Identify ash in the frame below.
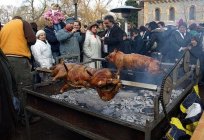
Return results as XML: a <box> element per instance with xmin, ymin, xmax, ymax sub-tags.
<box><xmin>50</xmin><ymin>88</ymin><xmax>183</xmax><ymax>126</ymax></box>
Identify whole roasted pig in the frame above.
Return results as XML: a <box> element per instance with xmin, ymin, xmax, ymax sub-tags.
<box><xmin>106</xmin><ymin>49</ymin><xmax>160</xmax><ymax>74</ymax></box>
<box><xmin>89</xmin><ymin>68</ymin><xmax>121</xmax><ymax>101</ymax></box>
<box><xmin>50</xmin><ymin>62</ymin><xmax>121</xmax><ymax>101</ymax></box>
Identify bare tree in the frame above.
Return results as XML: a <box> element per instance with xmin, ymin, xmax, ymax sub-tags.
<box><xmin>60</xmin><ymin>0</ymin><xmax>75</xmax><ymax>18</ymax></box>
<box><xmin>0</xmin><ymin>5</ymin><xmax>17</xmax><ymax>23</ymax></box>
<box><xmin>15</xmin><ymin>0</ymin><xmax>47</xmax><ymax>22</ymax></box>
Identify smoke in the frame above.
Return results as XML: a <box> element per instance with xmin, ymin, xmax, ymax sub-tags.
<box><xmin>120</xmin><ymin>69</ymin><xmax>164</xmax><ymax>85</ymax></box>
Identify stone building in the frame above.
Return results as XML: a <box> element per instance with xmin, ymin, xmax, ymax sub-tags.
<box><xmin>137</xmin><ymin>0</ymin><xmax>204</xmax><ymax>26</ymax></box>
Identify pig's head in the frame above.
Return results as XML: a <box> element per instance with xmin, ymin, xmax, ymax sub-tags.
<box><xmin>105</xmin><ymin>49</ymin><xmax>124</xmax><ymax>63</ymax></box>
<box><xmin>90</xmin><ymin>68</ymin><xmax>121</xmax><ymax>101</ymax></box>
<box><xmin>105</xmin><ymin>49</ymin><xmax>119</xmax><ymax>63</ymax></box>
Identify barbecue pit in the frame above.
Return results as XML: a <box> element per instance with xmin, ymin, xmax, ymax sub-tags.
<box><xmin>23</xmin><ymin>50</ymin><xmax>199</xmax><ymax>140</ymax></box>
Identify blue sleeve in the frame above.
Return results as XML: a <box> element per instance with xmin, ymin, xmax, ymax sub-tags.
<box><xmin>56</xmin><ymin>29</ymin><xmax>74</xmax><ymax>42</ymax></box>
<box><xmin>74</xmin><ymin>32</ymin><xmax>83</xmax><ymax>43</ymax></box>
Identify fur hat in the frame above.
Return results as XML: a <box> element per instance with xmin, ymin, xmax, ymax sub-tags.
<box><xmin>88</xmin><ymin>22</ymin><xmax>98</xmax><ymax>30</ymax></box>
<box><xmin>36</xmin><ymin>30</ymin><xmax>45</xmax><ymax>38</ymax></box>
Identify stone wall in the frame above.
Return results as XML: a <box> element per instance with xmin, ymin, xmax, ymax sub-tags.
<box><xmin>138</xmin><ymin>0</ymin><xmax>204</xmax><ymax>26</ymax></box>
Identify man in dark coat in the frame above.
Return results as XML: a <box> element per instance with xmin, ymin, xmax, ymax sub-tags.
<box><xmin>145</xmin><ymin>21</ymin><xmax>164</xmax><ymax>56</ymax></box>
<box><xmin>169</xmin><ymin>22</ymin><xmax>191</xmax><ymax>61</ymax></box>
<box><xmin>44</xmin><ymin>19</ymin><xmax>60</xmax><ymax>61</ymax></box>
<box><xmin>0</xmin><ymin>49</ymin><xmax>17</xmax><ymax>140</ymax></box>
<box><xmin>120</xmin><ymin>32</ymin><xmax>132</xmax><ymax>54</ymax></box>
<box><xmin>101</xmin><ymin>15</ymin><xmax>124</xmax><ymax>68</ymax></box>
<box><xmin>102</xmin><ymin>15</ymin><xmax>124</xmax><ymax>53</ymax></box>
<box><xmin>131</xmin><ymin>28</ymin><xmax>144</xmax><ymax>54</ymax></box>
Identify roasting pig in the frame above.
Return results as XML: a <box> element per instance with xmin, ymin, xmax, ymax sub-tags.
<box><xmin>50</xmin><ymin>62</ymin><xmax>121</xmax><ymax>101</ymax></box>
<box><xmin>106</xmin><ymin>49</ymin><xmax>160</xmax><ymax>74</ymax></box>
<box><xmin>51</xmin><ymin>63</ymin><xmax>96</xmax><ymax>92</ymax></box>
<box><xmin>89</xmin><ymin>68</ymin><xmax>121</xmax><ymax>101</ymax></box>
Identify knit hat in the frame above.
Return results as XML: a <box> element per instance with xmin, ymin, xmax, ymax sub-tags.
<box><xmin>178</xmin><ymin>22</ymin><xmax>187</xmax><ymax>29</ymax></box>
<box><xmin>65</xmin><ymin>17</ymin><xmax>76</xmax><ymax>24</ymax></box>
<box><xmin>36</xmin><ymin>30</ymin><xmax>45</xmax><ymax>38</ymax></box>
<box><xmin>178</xmin><ymin>19</ymin><xmax>187</xmax><ymax>28</ymax></box>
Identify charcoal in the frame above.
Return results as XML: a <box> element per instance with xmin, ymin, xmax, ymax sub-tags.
<box><xmin>50</xmin><ymin>88</ymin><xmax>183</xmax><ymax>126</ymax></box>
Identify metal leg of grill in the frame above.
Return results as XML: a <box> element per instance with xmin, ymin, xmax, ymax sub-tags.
<box><xmin>25</xmin><ymin>109</ymin><xmax>31</xmax><ymax>140</ymax></box>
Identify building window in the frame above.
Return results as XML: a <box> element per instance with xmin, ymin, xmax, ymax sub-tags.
<box><xmin>189</xmin><ymin>5</ymin><xmax>196</xmax><ymax>20</ymax></box>
<box><xmin>155</xmin><ymin>8</ymin><xmax>160</xmax><ymax>21</ymax></box>
<box><xmin>169</xmin><ymin>7</ymin><xmax>175</xmax><ymax>21</ymax></box>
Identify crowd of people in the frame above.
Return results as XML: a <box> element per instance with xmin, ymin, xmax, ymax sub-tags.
<box><xmin>1</xmin><ymin>3</ymin><xmax>204</xmax><ymax>139</ymax></box>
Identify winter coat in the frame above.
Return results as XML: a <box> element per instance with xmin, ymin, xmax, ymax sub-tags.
<box><xmin>83</xmin><ymin>30</ymin><xmax>101</xmax><ymax>69</ymax></box>
<box><xmin>44</xmin><ymin>26</ymin><xmax>60</xmax><ymax>53</ymax></box>
<box><xmin>31</xmin><ymin>39</ymin><xmax>54</xmax><ymax>69</ymax></box>
<box><xmin>145</xmin><ymin>28</ymin><xmax>165</xmax><ymax>54</ymax></box>
<box><xmin>131</xmin><ymin>35</ymin><xmax>144</xmax><ymax>54</ymax></box>
<box><xmin>140</xmin><ymin>31</ymin><xmax>150</xmax><ymax>55</ymax></box>
<box><xmin>0</xmin><ymin>49</ymin><xmax>17</xmax><ymax>139</ymax></box>
<box><xmin>161</xmin><ymin>28</ymin><xmax>176</xmax><ymax>57</ymax></box>
<box><xmin>56</xmin><ymin>29</ymin><xmax>82</xmax><ymax>58</ymax></box>
<box><xmin>169</xmin><ymin>30</ymin><xmax>191</xmax><ymax>60</ymax></box>
<box><xmin>104</xmin><ymin>25</ymin><xmax>124</xmax><ymax>53</ymax></box>
<box><xmin>43</xmin><ymin>9</ymin><xmax>65</xmax><ymax>24</ymax></box>
<box><xmin>121</xmin><ymin>39</ymin><xmax>132</xmax><ymax>54</ymax></box>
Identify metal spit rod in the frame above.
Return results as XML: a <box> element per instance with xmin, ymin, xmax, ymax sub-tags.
<box><xmin>121</xmin><ymin>80</ymin><xmax>158</xmax><ymax>91</ymax></box>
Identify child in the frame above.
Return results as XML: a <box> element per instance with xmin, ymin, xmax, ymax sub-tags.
<box><xmin>43</xmin><ymin>3</ymin><xmax>65</xmax><ymax>31</ymax></box>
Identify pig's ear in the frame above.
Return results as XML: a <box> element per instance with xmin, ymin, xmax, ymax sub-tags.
<box><xmin>50</xmin><ymin>66</ymin><xmax>56</xmax><ymax>70</ymax></box>
<box><xmin>59</xmin><ymin>59</ymin><xmax>64</xmax><ymax>64</ymax></box>
<box><xmin>114</xmin><ymin>49</ymin><xmax>118</xmax><ymax>52</ymax></box>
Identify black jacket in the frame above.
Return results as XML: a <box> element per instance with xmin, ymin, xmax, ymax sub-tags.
<box><xmin>131</xmin><ymin>35</ymin><xmax>144</xmax><ymax>54</ymax></box>
<box><xmin>146</xmin><ymin>29</ymin><xmax>165</xmax><ymax>53</ymax></box>
<box><xmin>104</xmin><ymin>25</ymin><xmax>124</xmax><ymax>53</ymax></box>
<box><xmin>0</xmin><ymin>49</ymin><xmax>17</xmax><ymax>139</ymax></box>
<box><xmin>44</xmin><ymin>26</ymin><xmax>60</xmax><ymax>53</ymax></box>
<box><xmin>121</xmin><ymin>39</ymin><xmax>132</xmax><ymax>54</ymax></box>
<box><xmin>170</xmin><ymin>30</ymin><xmax>191</xmax><ymax>59</ymax></box>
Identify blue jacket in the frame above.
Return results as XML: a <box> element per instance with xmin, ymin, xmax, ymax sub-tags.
<box><xmin>44</xmin><ymin>26</ymin><xmax>60</xmax><ymax>53</ymax></box>
<box><xmin>56</xmin><ymin>28</ymin><xmax>82</xmax><ymax>56</ymax></box>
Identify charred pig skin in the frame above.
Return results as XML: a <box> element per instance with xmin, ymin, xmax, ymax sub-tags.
<box><xmin>50</xmin><ymin>63</ymin><xmax>121</xmax><ymax>101</ymax></box>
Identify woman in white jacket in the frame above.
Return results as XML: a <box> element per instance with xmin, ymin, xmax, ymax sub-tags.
<box><xmin>83</xmin><ymin>23</ymin><xmax>101</xmax><ymax>69</ymax></box>
<box><xmin>31</xmin><ymin>30</ymin><xmax>55</xmax><ymax>69</ymax></box>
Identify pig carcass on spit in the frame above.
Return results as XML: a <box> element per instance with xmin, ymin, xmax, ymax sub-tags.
<box><xmin>106</xmin><ymin>50</ymin><xmax>160</xmax><ymax>74</ymax></box>
<box><xmin>50</xmin><ymin>63</ymin><xmax>121</xmax><ymax>101</ymax></box>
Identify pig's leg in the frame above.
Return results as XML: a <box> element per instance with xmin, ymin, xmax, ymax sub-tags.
<box><xmin>60</xmin><ymin>83</ymin><xmax>70</xmax><ymax>93</ymax></box>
